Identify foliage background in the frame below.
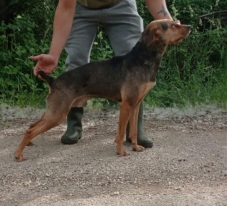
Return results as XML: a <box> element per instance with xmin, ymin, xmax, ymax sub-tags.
<box><xmin>0</xmin><ymin>0</ymin><xmax>227</xmax><ymax>108</ymax></box>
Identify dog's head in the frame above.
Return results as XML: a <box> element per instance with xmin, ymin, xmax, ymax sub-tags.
<box><xmin>142</xmin><ymin>19</ymin><xmax>191</xmax><ymax>47</ymax></box>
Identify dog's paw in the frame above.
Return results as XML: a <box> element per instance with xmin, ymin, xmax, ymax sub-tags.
<box><xmin>117</xmin><ymin>149</ymin><xmax>130</xmax><ymax>156</ymax></box>
<box><xmin>26</xmin><ymin>141</ymin><xmax>34</xmax><ymax>146</ymax></box>
<box><xmin>132</xmin><ymin>144</ymin><xmax>145</xmax><ymax>152</ymax></box>
<box><xmin>14</xmin><ymin>151</ymin><xmax>24</xmax><ymax>162</ymax></box>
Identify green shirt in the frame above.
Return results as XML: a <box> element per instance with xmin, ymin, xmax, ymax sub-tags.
<box><xmin>77</xmin><ymin>0</ymin><xmax>121</xmax><ymax>9</ymax></box>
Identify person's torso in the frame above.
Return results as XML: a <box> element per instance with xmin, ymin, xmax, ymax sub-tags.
<box><xmin>77</xmin><ymin>0</ymin><xmax>121</xmax><ymax>9</ymax></box>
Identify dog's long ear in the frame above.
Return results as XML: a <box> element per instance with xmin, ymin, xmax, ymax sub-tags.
<box><xmin>142</xmin><ymin>24</ymin><xmax>161</xmax><ymax>46</ymax></box>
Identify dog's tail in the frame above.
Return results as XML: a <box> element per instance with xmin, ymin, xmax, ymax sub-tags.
<box><xmin>37</xmin><ymin>71</ymin><xmax>55</xmax><ymax>86</ymax></box>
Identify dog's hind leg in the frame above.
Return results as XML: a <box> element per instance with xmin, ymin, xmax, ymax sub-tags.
<box><xmin>14</xmin><ymin>110</ymin><xmax>68</xmax><ymax>161</ymax></box>
<box><xmin>129</xmin><ymin>102</ymin><xmax>145</xmax><ymax>152</ymax></box>
<box><xmin>115</xmin><ymin>102</ymin><xmax>131</xmax><ymax>156</ymax></box>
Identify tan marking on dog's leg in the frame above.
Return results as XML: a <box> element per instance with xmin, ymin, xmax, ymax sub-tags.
<box><xmin>129</xmin><ymin>103</ymin><xmax>145</xmax><ymax>152</ymax></box>
<box><xmin>127</xmin><ymin>82</ymin><xmax>155</xmax><ymax>152</ymax></box>
<box><xmin>115</xmin><ymin>102</ymin><xmax>131</xmax><ymax>156</ymax></box>
<box><xmin>14</xmin><ymin>111</ymin><xmax>67</xmax><ymax>162</ymax></box>
<box><xmin>24</xmin><ymin>120</ymin><xmax>44</xmax><ymax>147</ymax></box>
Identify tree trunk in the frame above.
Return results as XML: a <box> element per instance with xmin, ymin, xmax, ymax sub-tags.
<box><xmin>0</xmin><ymin>0</ymin><xmax>9</xmax><ymax>22</ymax></box>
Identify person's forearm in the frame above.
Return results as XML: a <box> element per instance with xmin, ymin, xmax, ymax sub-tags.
<box><xmin>145</xmin><ymin>0</ymin><xmax>173</xmax><ymax>20</ymax></box>
<box><xmin>49</xmin><ymin>0</ymin><xmax>76</xmax><ymax>60</ymax></box>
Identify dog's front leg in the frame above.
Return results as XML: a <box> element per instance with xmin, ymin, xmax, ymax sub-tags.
<box><xmin>115</xmin><ymin>102</ymin><xmax>131</xmax><ymax>156</ymax></box>
<box><xmin>129</xmin><ymin>103</ymin><xmax>145</xmax><ymax>152</ymax></box>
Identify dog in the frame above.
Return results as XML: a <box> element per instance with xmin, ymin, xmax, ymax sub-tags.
<box><xmin>14</xmin><ymin>19</ymin><xmax>190</xmax><ymax>161</ymax></box>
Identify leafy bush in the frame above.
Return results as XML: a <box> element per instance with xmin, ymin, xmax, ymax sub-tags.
<box><xmin>0</xmin><ymin>0</ymin><xmax>227</xmax><ymax>108</ymax></box>
<box><xmin>146</xmin><ymin>28</ymin><xmax>227</xmax><ymax>107</ymax></box>
<box><xmin>0</xmin><ymin>1</ymin><xmax>61</xmax><ymax>107</ymax></box>
<box><xmin>139</xmin><ymin>0</ymin><xmax>227</xmax><ymax>107</ymax></box>
<box><xmin>0</xmin><ymin>17</ymin><xmax>43</xmax><ymax>106</ymax></box>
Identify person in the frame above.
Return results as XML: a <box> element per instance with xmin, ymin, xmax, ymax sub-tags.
<box><xmin>30</xmin><ymin>0</ymin><xmax>177</xmax><ymax>148</ymax></box>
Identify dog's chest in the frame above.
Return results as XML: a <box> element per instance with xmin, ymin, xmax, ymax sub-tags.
<box><xmin>147</xmin><ymin>81</ymin><xmax>156</xmax><ymax>89</ymax></box>
<box><xmin>144</xmin><ymin>81</ymin><xmax>156</xmax><ymax>93</ymax></box>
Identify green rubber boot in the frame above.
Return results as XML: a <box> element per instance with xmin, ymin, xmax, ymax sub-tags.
<box><xmin>61</xmin><ymin>107</ymin><xmax>83</xmax><ymax>144</ymax></box>
<box><xmin>126</xmin><ymin>102</ymin><xmax>153</xmax><ymax>148</ymax></box>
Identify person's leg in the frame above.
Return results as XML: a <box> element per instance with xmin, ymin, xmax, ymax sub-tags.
<box><xmin>102</xmin><ymin>0</ymin><xmax>143</xmax><ymax>55</ymax></box>
<box><xmin>61</xmin><ymin>4</ymin><xmax>99</xmax><ymax>144</ymax></box>
<box><xmin>65</xmin><ymin>4</ymin><xmax>100</xmax><ymax>70</ymax></box>
<box><xmin>102</xmin><ymin>0</ymin><xmax>153</xmax><ymax>148</ymax></box>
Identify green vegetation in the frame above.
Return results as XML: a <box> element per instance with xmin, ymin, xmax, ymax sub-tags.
<box><xmin>0</xmin><ymin>0</ymin><xmax>227</xmax><ymax>108</ymax></box>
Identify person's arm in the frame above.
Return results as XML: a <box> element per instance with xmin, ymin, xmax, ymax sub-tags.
<box><xmin>49</xmin><ymin>0</ymin><xmax>76</xmax><ymax>61</ymax></box>
<box><xmin>30</xmin><ymin>0</ymin><xmax>76</xmax><ymax>75</ymax></box>
<box><xmin>145</xmin><ymin>0</ymin><xmax>173</xmax><ymax>20</ymax></box>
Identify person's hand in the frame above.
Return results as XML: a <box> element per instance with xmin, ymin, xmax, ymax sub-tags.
<box><xmin>29</xmin><ymin>54</ymin><xmax>58</xmax><ymax>76</ymax></box>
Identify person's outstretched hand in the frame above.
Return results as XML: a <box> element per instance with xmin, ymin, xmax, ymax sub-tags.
<box><xmin>30</xmin><ymin>54</ymin><xmax>58</xmax><ymax>76</ymax></box>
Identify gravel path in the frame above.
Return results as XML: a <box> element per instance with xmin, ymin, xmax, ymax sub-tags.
<box><xmin>0</xmin><ymin>104</ymin><xmax>227</xmax><ymax>205</ymax></box>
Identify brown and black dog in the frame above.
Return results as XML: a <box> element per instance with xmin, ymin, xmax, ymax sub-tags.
<box><xmin>14</xmin><ymin>19</ymin><xmax>190</xmax><ymax>161</ymax></box>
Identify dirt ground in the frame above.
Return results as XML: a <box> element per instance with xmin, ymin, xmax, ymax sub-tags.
<box><xmin>0</xmin><ymin>104</ymin><xmax>227</xmax><ymax>206</ymax></box>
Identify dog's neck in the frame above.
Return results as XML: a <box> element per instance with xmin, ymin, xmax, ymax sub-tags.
<box><xmin>126</xmin><ymin>39</ymin><xmax>167</xmax><ymax>69</ymax></box>
<box><xmin>124</xmin><ymin>39</ymin><xmax>168</xmax><ymax>82</ymax></box>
